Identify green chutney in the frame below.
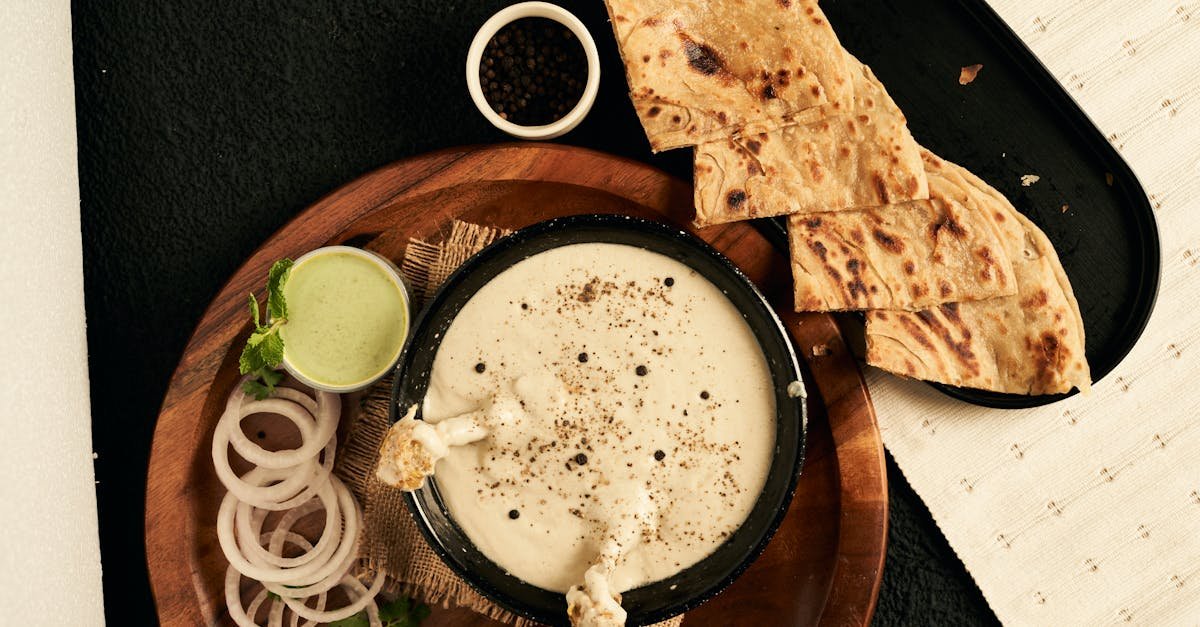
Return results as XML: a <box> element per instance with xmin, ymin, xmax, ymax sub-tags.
<box><xmin>281</xmin><ymin>250</ymin><xmax>408</xmax><ymax>387</ymax></box>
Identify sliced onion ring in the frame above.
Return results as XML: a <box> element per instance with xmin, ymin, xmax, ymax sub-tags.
<box><xmin>281</xmin><ymin>570</ymin><xmax>385</xmax><ymax>625</ymax></box>
<box><xmin>261</xmin><ymin>476</ymin><xmax>360</xmax><ymax>589</ymax></box>
<box><xmin>236</xmin><ymin>491</ymin><xmax>336</xmax><ymax>568</ymax></box>
<box><xmin>212</xmin><ymin>390</ymin><xmax>321</xmax><ymax>506</ymax></box>
<box><xmin>218</xmin><ymin>472</ymin><xmax>340</xmax><ymax>583</ymax></box>
<box><xmin>227</xmin><ymin>397</ymin><xmax>320</xmax><ymax>469</ymax></box>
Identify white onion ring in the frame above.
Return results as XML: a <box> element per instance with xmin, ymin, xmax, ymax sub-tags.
<box><xmin>215</xmin><ymin>427</ymin><xmax>337</xmax><ymax>512</ymax></box>
<box><xmin>282</xmin><ymin>570</ymin><xmax>386</xmax><ymax>624</ymax></box>
<box><xmin>245</xmin><ymin>588</ymin><xmax>270</xmax><ymax>624</ymax></box>
<box><xmin>245</xmin><ymin>480</ymin><xmax>363</xmax><ymax>599</ymax></box>
<box><xmin>228</xmin><ymin>397</ymin><xmax>320</xmax><ymax>469</ymax></box>
<box><xmin>259</xmin><ymin>530</ymin><xmax>329</xmax><ymax>627</ymax></box>
<box><xmin>212</xmin><ymin>390</ymin><xmax>322</xmax><ymax>506</ymax></box>
<box><xmin>218</xmin><ymin>381</ymin><xmax>373</xmax><ymax>626</ymax></box>
<box><xmin>271</xmin><ymin>386</ymin><xmax>319</xmax><ymax>414</ymax></box>
<box><xmin>225</xmin><ymin>566</ymin><xmax>272</xmax><ymax>627</ymax></box>
<box><xmin>257</xmin><ymin>477</ymin><xmax>359</xmax><ymax>589</ymax></box>
<box><xmin>267</xmin><ymin>597</ymin><xmax>284</xmax><ymax>627</ymax></box>
<box><xmin>219</xmin><ymin>473</ymin><xmax>341</xmax><ymax>583</ymax></box>
<box><xmin>230</xmin><ymin>388</ymin><xmax>340</xmax><ymax>471</ymax></box>
<box><xmin>262</xmin><ymin>506</ymin><xmax>360</xmax><ymax>598</ymax></box>
<box><xmin>315</xmin><ymin>389</ymin><xmax>341</xmax><ymax>428</ymax></box>
<box><xmin>236</xmin><ymin>492</ymin><xmax>336</xmax><ymax>568</ymax></box>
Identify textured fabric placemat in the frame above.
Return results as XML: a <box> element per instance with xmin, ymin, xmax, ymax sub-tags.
<box><xmin>874</xmin><ymin>1</ymin><xmax>1200</xmax><ymax>624</ymax></box>
<box><xmin>336</xmin><ymin>221</ymin><xmax>683</xmax><ymax>627</ymax></box>
<box><xmin>0</xmin><ymin>1</ymin><xmax>104</xmax><ymax>624</ymax></box>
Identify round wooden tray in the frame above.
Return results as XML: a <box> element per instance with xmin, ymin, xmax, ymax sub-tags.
<box><xmin>145</xmin><ymin>144</ymin><xmax>887</xmax><ymax>626</ymax></box>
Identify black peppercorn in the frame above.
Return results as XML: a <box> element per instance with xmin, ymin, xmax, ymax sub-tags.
<box><xmin>578</xmin><ymin>352</ymin><xmax>588</xmax><ymax>363</ymax></box>
<box><xmin>508</xmin><ymin>509</ymin><xmax>520</xmax><ymax>520</ymax></box>
<box><xmin>664</xmin><ymin>277</ymin><xmax>675</xmax><ymax>287</ymax></box>
<box><xmin>475</xmin><ymin>362</ymin><xmax>486</xmax><ymax>373</ymax></box>
<box><xmin>654</xmin><ymin>450</ymin><xmax>666</xmax><ymax>461</ymax></box>
<box><xmin>700</xmin><ymin>390</ymin><xmax>710</xmax><ymax>399</ymax></box>
<box><xmin>575</xmin><ymin>453</ymin><xmax>588</xmax><ymax>465</ymax></box>
<box><xmin>478</xmin><ymin>18</ymin><xmax>587</xmax><ymax>126</ymax></box>
<box><xmin>636</xmin><ymin>365</ymin><xmax>648</xmax><ymax>376</ymax></box>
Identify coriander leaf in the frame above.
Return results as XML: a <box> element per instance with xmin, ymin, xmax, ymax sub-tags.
<box><xmin>266</xmin><ymin>258</ymin><xmax>294</xmax><ymax>322</ymax></box>
<box><xmin>242</xmin><ymin>378</ymin><xmax>272</xmax><ymax>400</ymax></box>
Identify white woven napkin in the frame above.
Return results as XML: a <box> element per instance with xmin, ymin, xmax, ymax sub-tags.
<box><xmin>876</xmin><ymin>1</ymin><xmax>1200</xmax><ymax>623</ymax></box>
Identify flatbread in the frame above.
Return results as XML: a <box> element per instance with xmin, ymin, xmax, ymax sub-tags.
<box><xmin>604</xmin><ymin>0</ymin><xmax>853</xmax><ymax>151</ymax></box>
<box><xmin>788</xmin><ymin>158</ymin><xmax>1015</xmax><ymax>311</ymax></box>
<box><xmin>865</xmin><ymin>152</ymin><xmax>1091</xmax><ymax>395</ymax></box>
<box><xmin>694</xmin><ymin>58</ymin><xmax>927</xmax><ymax>226</ymax></box>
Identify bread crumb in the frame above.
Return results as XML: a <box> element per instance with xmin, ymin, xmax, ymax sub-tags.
<box><xmin>1061</xmin><ymin>204</ymin><xmax>1069</xmax><ymax>213</ymax></box>
<box><xmin>959</xmin><ymin>64</ymin><xmax>983</xmax><ymax>85</ymax></box>
<box><xmin>812</xmin><ymin>344</ymin><xmax>830</xmax><ymax>357</ymax></box>
<box><xmin>1020</xmin><ymin>174</ymin><xmax>1040</xmax><ymax>187</ymax></box>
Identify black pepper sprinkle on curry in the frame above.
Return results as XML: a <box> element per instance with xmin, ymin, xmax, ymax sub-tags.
<box><xmin>479</xmin><ymin>18</ymin><xmax>586</xmax><ymax>126</ymax></box>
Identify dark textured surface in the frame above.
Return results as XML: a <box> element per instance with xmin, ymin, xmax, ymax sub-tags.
<box><xmin>71</xmin><ymin>0</ymin><xmax>1011</xmax><ymax>624</ymax></box>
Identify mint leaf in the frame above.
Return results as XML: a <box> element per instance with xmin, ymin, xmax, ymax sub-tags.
<box><xmin>258</xmin><ymin>332</ymin><xmax>285</xmax><ymax>368</ymax></box>
<box><xmin>240</xmin><ymin>258</ymin><xmax>294</xmax><ymax>391</ymax></box>
<box><xmin>242</xmin><ymin>378</ymin><xmax>272</xmax><ymax>400</ymax></box>
<box><xmin>248</xmin><ymin>293</ymin><xmax>264</xmax><ymax>332</ymax></box>
<box><xmin>260</xmin><ymin>368</ymin><xmax>284</xmax><ymax>388</ymax></box>
<box><xmin>242</xmin><ymin>369</ymin><xmax>284</xmax><ymax>400</ymax></box>
<box><xmin>266</xmin><ymin>258</ymin><xmax>294</xmax><ymax>322</ymax></box>
<box><xmin>239</xmin><ymin>341</ymin><xmax>266</xmax><ymax>375</ymax></box>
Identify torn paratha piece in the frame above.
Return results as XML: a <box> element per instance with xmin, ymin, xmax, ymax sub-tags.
<box><xmin>788</xmin><ymin>159</ymin><xmax>1015</xmax><ymax>311</ymax></box>
<box><xmin>604</xmin><ymin>0</ymin><xmax>853</xmax><ymax>151</ymax></box>
<box><xmin>865</xmin><ymin>152</ymin><xmax>1090</xmax><ymax>395</ymax></box>
<box><xmin>696</xmin><ymin>58</ymin><xmax>926</xmax><ymax>225</ymax></box>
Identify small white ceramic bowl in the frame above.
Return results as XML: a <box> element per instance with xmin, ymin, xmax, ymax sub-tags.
<box><xmin>465</xmin><ymin>2</ymin><xmax>600</xmax><ymax>140</ymax></box>
<box><xmin>280</xmin><ymin>245</ymin><xmax>411</xmax><ymax>393</ymax></box>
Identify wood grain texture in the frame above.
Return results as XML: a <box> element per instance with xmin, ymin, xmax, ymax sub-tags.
<box><xmin>144</xmin><ymin>144</ymin><xmax>886</xmax><ymax>626</ymax></box>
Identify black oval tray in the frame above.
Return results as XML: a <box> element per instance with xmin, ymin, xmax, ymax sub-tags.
<box><xmin>757</xmin><ymin>0</ymin><xmax>1160</xmax><ymax>409</ymax></box>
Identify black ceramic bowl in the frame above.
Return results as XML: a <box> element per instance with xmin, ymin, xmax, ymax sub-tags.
<box><xmin>389</xmin><ymin>214</ymin><xmax>807</xmax><ymax>625</ymax></box>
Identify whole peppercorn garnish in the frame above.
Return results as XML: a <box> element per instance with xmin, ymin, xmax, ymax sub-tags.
<box><xmin>475</xmin><ymin>362</ymin><xmax>486</xmax><ymax>373</ymax></box>
<box><xmin>508</xmin><ymin>509</ymin><xmax>520</xmax><ymax>520</ymax></box>
<box><xmin>663</xmin><ymin>277</ymin><xmax>675</xmax><ymax>287</ymax></box>
<box><xmin>635</xmin><ymin>365</ymin><xmax>648</xmax><ymax>376</ymax></box>
<box><xmin>479</xmin><ymin>18</ymin><xmax>587</xmax><ymax>126</ymax></box>
<box><xmin>700</xmin><ymin>390</ymin><xmax>710</xmax><ymax>399</ymax></box>
<box><xmin>654</xmin><ymin>450</ymin><xmax>666</xmax><ymax>461</ymax></box>
<box><xmin>575</xmin><ymin>453</ymin><xmax>588</xmax><ymax>465</ymax></box>
<box><xmin>578</xmin><ymin>352</ymin><xmax>588</xmax><ymax>363</ymax></box>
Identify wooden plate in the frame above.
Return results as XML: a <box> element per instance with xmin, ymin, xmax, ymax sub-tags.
<box><xmin>144</xmin><ymin>144</ymin><xmax>887</xmax><ymax>626</ymax></box>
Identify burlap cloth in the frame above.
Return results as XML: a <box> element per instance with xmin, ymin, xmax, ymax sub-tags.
<box><xmin>334</xmin><ymin>221</ymin><xmax>684</xmax><ymax>627</ymax></box>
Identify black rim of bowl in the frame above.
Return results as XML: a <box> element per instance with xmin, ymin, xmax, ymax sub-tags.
<box><xmin>389</xmin><ymin>213</ymin><xmax>807</xmax><ymax>625</ymax></box>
